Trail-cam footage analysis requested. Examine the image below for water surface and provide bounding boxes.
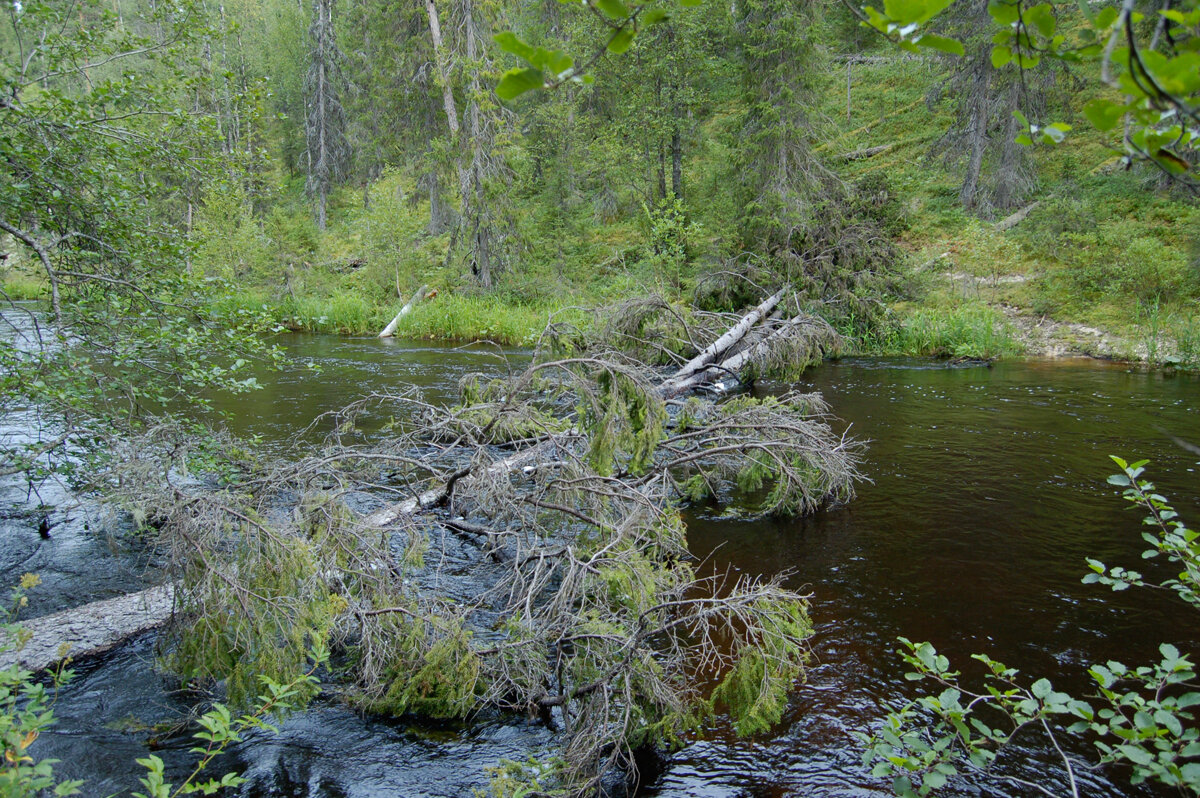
[10,340,1199,797]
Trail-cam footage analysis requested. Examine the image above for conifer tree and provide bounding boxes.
[305,0,349,229]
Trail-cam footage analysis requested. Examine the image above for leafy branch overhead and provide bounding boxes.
[858,0,1199,175]
[493,0,701,99]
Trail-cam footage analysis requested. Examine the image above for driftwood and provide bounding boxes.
[366,290,836,528]
[378,284,430,338]
[837,144,894,162]
[72,288,858,796]
[0,584,175,671]
[995,201,1040,232]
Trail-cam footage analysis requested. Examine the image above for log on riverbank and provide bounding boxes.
[378,284,431,338]
[0,584,175,672]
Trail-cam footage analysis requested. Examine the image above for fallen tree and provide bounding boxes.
[0,585,175,671]
[61,289,860,796]
[378,284,431,338]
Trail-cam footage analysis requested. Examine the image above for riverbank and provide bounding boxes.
[2,262,1193,368]
[205,284,1197,369]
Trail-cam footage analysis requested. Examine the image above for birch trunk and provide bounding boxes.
[425,0,459,136]
[378,284,430,338]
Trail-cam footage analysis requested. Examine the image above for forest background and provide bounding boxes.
[2,0,1197,367]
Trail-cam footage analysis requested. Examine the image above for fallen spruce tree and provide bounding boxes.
[67,290,863,795]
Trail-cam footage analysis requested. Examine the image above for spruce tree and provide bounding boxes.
[305,0,349,230]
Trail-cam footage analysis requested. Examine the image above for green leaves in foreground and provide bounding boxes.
[493,0,690,98]
[861,461,1200,797]
[860,0,964,55]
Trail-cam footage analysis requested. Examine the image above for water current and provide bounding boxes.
[5,334,1198,797]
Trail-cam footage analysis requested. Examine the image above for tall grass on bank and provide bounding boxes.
[390,295,569,345]
[209,291,385,335]
[0,274,47,301]
[209,291,587,345]
[869,305,1022,359]
[1169,313,1200,370]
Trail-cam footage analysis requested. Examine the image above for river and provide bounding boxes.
[8,336,1199,797]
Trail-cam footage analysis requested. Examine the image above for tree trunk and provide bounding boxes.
[0,585,176,672]
[657,140,667,201]
[671,126,683,200]
[425,0,459,136]
[378,285,430,338]
[462,0,493,288]
[959,58,990,210]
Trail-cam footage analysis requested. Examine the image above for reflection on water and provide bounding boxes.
[8,337,1199,797]
[654,358,1200,797]
[203,336,529,447]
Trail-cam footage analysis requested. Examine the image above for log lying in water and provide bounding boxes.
[0,584,175,672]
[364,289,837,528]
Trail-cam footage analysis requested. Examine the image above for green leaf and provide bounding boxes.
[1095,6,1120,28]
[1154,148,1192,174]
[884,0,956,25]
[1031,678,1052,699]
[607,27,636,54]
[493,32,537,63]
[642,8,670,26]
[496,68,545,100]
[991,45,1012,68]
[1023,3,1055,37]
[916,33,965,55]
[594,0,629,19]
[988,0,1019,25]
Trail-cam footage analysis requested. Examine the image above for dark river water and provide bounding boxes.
[7,335,1199,797]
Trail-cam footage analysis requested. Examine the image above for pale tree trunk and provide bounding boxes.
[425,0,459,136]
[378,285,430,338]
[463,0,492,287]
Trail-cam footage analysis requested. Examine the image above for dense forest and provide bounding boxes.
[2,0,1197,355]
[1,0,1198,796]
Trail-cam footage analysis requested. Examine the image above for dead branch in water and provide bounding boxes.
[86,289,858,795]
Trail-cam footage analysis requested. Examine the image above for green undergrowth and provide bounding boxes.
[846,301,1022,360]
[177,49,1196,367]
[816,52,1198,367]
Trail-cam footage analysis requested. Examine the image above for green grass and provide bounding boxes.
[392,294,588,346]
[0,273,47,301]
[862,303,1022,360]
